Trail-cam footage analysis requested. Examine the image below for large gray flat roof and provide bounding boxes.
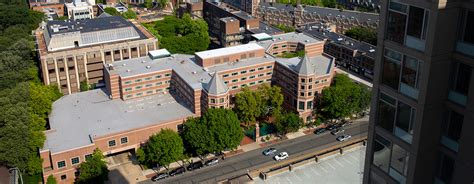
[107,54,212,90]
[43,89,194,154]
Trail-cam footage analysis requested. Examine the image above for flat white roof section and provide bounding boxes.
[195,43,264,59]
[252,33,272,41]
[148,49,171,59]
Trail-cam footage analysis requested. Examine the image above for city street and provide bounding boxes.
[141,120,369,184]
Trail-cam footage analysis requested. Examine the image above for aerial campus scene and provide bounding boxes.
[0,0,472,184]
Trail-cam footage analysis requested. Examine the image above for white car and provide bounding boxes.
[337,135,352,142]
[274,152,289,161]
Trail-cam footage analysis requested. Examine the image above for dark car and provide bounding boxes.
[340,120,353,127]
[314,128,327,135]
[151,173,169,181]
[326,124,340,130]
[169,167,185,176]
[186,161,203,171]
[262,148,277,156]
[205,158,219,166]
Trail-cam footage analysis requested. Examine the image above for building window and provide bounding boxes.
[155,75,162,79]
[135,79,142,82]
[249,69,255,72]
[241,77,247,81]
[120,137,128,144]
[307,101,313,109]
[108,140,116,147]
[241,70,247,74]
[210,99,216,103]
[71,157,80,165]
[57,160,66,168]
[219,98,224,103]
[60,175,67,180]
[301,78,305,83]
[258,74,264,77]
[386,1,429,51]
[456,10,474,57]
[435,152,455,184]
[388,144,409,183]
[232,86,238,89]
[232,72,238,76]
[441,110,464,152]
[135,86,142,90]
[156,82,162,85]
[266,65,273,69]
[223,74,229,78]
[125,88,132,91]
[372,134,391,172]
[85,154,92,160]
[145,77,152,81]
[258,67,264,70]
[249,75,255,79]
[145,84,152,87]
[448,62,471,106]
[298,101,305,110]
[232,79,238,83]
[165,73,171,77]
[382,48,423,100]
[300,92,304,97]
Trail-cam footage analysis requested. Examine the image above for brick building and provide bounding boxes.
[299,23,376,79]
[256,2,379,34]
[35,16,158,94]
[41,32,334,183]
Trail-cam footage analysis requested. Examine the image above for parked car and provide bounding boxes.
[151,173,169,181]
[263,148,277,156]
[314,128,327,135]
[274,152,289,161]
[337,135,352,142]
[331,128,345,135]
[340,120,353,127]
[169,167,185,176]
[205,158,219,166]
[186,161,203,171]
[326,124,340,130]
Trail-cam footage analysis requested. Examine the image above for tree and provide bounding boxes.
[80,81,89,92]
[137,129,184,168]
[146,15,210,54]
[274,24,295,33]
[182,108,243,155]
[234,86,264,124]
[321,0,337,8]
[103,7,120,16]
[274,112,303,134]
[144,0,154,9]
[315,74,371,120]
[258,84,284,117]
[344,26,377,45]
[46,175,57,184]
[77,149,108,184]
[121,10,137,19]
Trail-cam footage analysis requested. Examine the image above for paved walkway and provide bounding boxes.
[254,146,366,184]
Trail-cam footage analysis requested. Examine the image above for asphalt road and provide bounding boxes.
[142,121,369,184]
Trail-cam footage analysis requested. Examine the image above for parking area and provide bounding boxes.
[106,152,145,184]
[254,147,366,184]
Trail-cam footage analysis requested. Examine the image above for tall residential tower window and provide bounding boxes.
[448,62,471,106]
[441,110,464,152]
[456,10,474,57]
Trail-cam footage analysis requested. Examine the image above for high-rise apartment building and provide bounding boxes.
[363,0,474,184]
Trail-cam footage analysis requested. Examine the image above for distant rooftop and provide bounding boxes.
[276,55,334,76]
[43,89,194,154]
[259,2,379,25]
[299,23,376,58]
[247,21,283,35]
[255,32,323,51]
[195,43,264,60]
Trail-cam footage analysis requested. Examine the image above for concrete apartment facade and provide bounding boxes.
[41,32,334,183]
[363,0,474,184]
[299,23,376,80]
[256,2,379,34]
[35,16,158,94]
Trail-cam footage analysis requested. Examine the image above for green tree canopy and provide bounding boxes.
[234,85,284,124]
[77,149,108,184]
[144,0,154,9]
[144,14,210,54]
[344,26,377,45]
[46,175,57,184]
[316,74,371,120]
[0,1,63,176]
[182,108,243,155]
[103,7,120,16]
[121,10,137,19]
[274,24,295,33]
[137,129,184,168]
[274,112,303,134]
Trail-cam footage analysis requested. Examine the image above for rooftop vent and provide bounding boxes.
[305,40,309,42]
[192,71,197,74]
[146,65,151,69]
[122,63,126,66]
[369,49,375,52]
[337,37,343,41]
[141,60,146,63]
[126,69,131,72]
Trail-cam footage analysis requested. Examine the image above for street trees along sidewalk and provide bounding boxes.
[182,108,244,156]
[137,129,184,168]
